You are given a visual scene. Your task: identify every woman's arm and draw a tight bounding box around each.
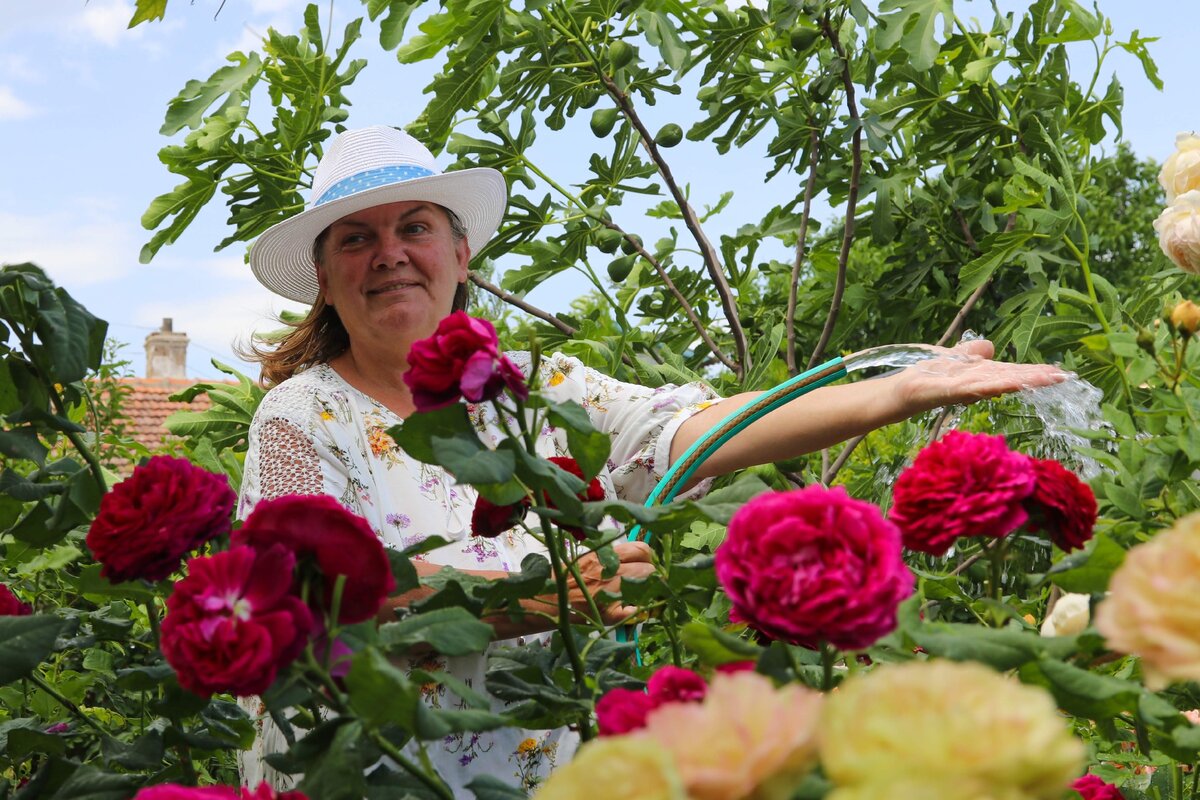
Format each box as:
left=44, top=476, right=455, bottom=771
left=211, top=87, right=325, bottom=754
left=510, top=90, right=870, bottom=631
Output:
left=377, top=541, right=655, bottom=638
left=672, top=339, right=1068, bottom=481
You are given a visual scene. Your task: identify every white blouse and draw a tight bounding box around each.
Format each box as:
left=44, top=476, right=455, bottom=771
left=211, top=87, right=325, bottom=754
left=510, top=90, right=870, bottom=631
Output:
left=236, top=352, right=719, bottom=795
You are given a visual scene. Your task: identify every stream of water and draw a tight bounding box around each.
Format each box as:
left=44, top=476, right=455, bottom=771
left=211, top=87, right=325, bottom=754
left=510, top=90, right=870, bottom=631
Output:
left=842, top=337, right=1108, bottom=479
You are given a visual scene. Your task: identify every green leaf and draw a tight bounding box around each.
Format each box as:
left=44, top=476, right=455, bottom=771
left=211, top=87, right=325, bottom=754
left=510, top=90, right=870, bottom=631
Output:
left=956, top=232, right=1033, bottom=302
left=388, top=403, right=480, bottom=464
left=467, top=775, right=528, bottom=800
left=876, top=0, right=954, bottom=72
left=679, top=622, right=763, bottom=666
left=127, top=0, right=167, bottom=28
left=1047, top=533, right=1126, bottom=593
left=48, top=765, right=140, bottom=800
left=546, top=402, right=610, bottom=481
left=379, top=607, right=494, bottom=656
left=433, top=434, right=516, bottom=485
left=0, top=615, right=65, bottom=686
left=344, top=649, right=421, bottom=730
left=1036, top=0, right=1101, bottom=44
left=1019, top=657, right=1140, bottom=720
left=159, top=53, right=263, bottom=136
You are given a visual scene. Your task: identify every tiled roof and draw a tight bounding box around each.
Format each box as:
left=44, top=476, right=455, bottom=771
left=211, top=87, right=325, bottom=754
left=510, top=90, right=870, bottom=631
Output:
left=119, top=377, right=214, bottom=453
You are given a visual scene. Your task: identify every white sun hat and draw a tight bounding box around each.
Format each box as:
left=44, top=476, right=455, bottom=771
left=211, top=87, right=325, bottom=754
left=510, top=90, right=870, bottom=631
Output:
left=249, top=125, right=507, bottom=304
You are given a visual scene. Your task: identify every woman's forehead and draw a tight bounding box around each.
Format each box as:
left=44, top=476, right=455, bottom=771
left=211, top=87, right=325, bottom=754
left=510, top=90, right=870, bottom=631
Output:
left=331, top=200, right=441, bottom=228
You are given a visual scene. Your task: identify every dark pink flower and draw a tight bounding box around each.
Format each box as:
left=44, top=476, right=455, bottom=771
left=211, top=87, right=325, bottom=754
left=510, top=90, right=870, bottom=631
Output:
left=1072, top=774, right=1124, bottom=800
left=546, top=457, right=606, bottom=541
left=0, top=584, right=31, bottom=616
left=1026, top=459, right=1097, bottom=552
left=44, top=722, right=70, bottom=734
left=161, top=545, right=313, bottom=698
left=234, top=495, right=395, bottom=624
left=134, top=784, right=308, bottom=800
left=403, top=312, right=528, bottom=411
left=714, top=660, right=757, bottom=675
left=595, top=687, right=657, bottom=736
left=716, top=486, right=914, bottom=650
left=87, top=455, right=235, bottom=582
left=646, top=666, right=707, bottom=705
left=889, top=431, right=1036, bottom=555
left=471, top=494, right=530, bottom=538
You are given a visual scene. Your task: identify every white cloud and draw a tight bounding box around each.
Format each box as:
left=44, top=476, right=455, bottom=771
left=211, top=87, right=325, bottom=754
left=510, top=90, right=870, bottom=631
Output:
left=0, top=86, right=37, bottom=120
left=72, top=0, right=142, bottom=48
left=0, top=209, right=136, bottom=286
left=0, top=54, right=38, bottom=82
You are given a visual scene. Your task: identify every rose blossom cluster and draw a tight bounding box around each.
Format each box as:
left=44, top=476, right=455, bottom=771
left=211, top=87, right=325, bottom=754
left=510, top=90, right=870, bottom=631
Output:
left=541, top=668, right=823, bottom=800
left=403, top=311, right=528, bottom=412
left=86, top=456, right=236, bottom=583
left=714, top=485, right=914, bottom=650
left=161, top=495, right=394, bottom=697
left=471, top=456, right=605, bottom=540
left=1155, top=133, right=1200, bottom=273
left=889, top=431, right=1097, bottom=556
left=1095, top=510, right=1200, bottom=689
left=595, top=665, right=708, bottom=736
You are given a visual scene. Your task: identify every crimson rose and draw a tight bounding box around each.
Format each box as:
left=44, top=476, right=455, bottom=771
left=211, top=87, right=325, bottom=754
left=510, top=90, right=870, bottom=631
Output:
left=889, top=431, right=1036, bottom=555
left=715, top=486, right=914, bottom=650
left=234, top=495, right=395, bottom=624
left=86, top=455, right=235, bottom=582
left=596, top=665, right=707, bottom=736
left=547, top=456, right=606, bottom=541
left=471, top=494, right=530, bottom=538
left=1072, top=774, right=1124, bottom=800
left=1025, top=458, right=1097, bottom=552
left=403, top=312, right=528, bottom=411
left=134, top=784, right=308, bottom=800
left=0, top=584, right=30, bottom=616
left=161, top=545, right=313, bottom=698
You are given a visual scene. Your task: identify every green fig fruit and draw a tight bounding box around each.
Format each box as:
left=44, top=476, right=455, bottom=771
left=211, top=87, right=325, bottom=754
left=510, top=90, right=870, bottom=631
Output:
left=590, top=108, right=619, bottom=138
left=608, top=254, right=636, bottom=282
left=789, top=27, right=820, bottom=53
left=609, top=41, right=635, bottom=70
left=596, top=227, right=623, bottom=254
left=654, top=123, right=684, bottom=148
left=620, top=233, right=643, bottom=256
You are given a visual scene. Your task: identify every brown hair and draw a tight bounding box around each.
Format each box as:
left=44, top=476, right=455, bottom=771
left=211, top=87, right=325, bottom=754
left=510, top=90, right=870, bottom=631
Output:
left=242, top=207, right=471, bottom=387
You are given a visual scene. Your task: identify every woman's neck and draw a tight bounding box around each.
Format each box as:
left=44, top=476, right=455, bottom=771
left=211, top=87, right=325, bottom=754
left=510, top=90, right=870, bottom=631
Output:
left=328, top=342, right=416, bottom=418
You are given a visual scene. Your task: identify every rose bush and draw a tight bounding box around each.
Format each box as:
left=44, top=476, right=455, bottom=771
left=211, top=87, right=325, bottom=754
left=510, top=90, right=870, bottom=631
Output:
left=403, top=311, right=528, bottom=411
left=889, top=431, right=1036, bottom=555
left=234, top=494, right=394, bottom=624
left=86, top=455, right=235, bottom=582
left=715, top=485, right=913, bottom=649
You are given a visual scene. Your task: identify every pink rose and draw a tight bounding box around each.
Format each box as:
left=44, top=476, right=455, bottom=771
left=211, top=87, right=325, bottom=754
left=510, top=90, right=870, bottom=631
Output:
left=1073, top=774, right=1125, bottom=800
left=0, top=584, right=31, bottom=616
left=596, top=666, right=708, bottom=736
left=161, top=545, right=313, bottom=698
left=87, top=456, right=235, bottom=582
left=234, top=495, right=395, bottom=624
left=715, top=486, right=914, bottom=650
left=403, top=312, right=528, bottom=411
left=1025, top=458, right=1097, bottom=552
left=134, top=784, right=308, bottom=800
left=889, top=431, right=1036, bottom=555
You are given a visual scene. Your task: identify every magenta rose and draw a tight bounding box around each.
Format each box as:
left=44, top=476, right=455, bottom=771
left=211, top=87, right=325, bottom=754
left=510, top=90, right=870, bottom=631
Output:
left=596, top=665, right=708, bottom=736
left=889, top=431, right=1036, bottom=556
left=1025, top=458, right=1097, bottom=552
left=135, top=784, right=308, bottom=800
left=1072, top=774, right=1124, bottom=800
left=234, top=495, right=395, bottom=624
left=546, top=457, right=606, bottom=541
left=161, top=545, right=313, bottom=698
left=0, top=584, right=31, bottom=616
left=715, top=486, right=914, bottom=650
left=403, top=312, right=528, bottom=411
left=87, top=455, right=235, bottom=582
left=471, top=494, right=531, bottom=538
left=646, top=665, right=707, bottom=705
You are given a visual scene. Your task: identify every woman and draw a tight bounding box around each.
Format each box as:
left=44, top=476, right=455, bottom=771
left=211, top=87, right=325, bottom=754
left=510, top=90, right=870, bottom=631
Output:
left=237, top=126, right=1064, bottom=792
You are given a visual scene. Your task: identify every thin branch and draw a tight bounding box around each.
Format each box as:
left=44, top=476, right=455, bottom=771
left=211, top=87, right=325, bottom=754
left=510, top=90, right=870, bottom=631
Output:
left=787, top=126, right=822, bottom=376
left=822, top=433, right=866, bottom=485
left=936, top=213, right=1015, bottom=346
left=469, top=273, right=576, bottom=336
left=597, top=71, right=750, bottom=379
left=807, top=16, right=864, bottom=370
left=603, top=221, right=739, bottom=372
left=954, top=209, right=981, bottom=254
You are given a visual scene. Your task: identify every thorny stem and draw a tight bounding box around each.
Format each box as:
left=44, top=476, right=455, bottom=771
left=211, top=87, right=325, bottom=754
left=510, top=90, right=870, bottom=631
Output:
left=807, top=15, right=863, bottom=370
left=787, top=125, right=822, bottom=376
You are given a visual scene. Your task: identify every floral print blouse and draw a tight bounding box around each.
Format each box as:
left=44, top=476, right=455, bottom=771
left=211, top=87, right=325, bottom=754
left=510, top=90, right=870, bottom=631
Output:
left=236, top=352, right=719, bottom=795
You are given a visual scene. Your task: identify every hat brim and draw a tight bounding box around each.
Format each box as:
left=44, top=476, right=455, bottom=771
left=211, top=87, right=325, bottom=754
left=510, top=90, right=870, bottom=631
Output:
left=249, top=167, right=507, bottom=304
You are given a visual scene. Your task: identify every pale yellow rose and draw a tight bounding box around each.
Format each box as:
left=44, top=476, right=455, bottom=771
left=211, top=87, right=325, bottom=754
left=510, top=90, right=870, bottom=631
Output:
left=1040, top=592, right=1091, bottom=637
left=639, top=671, right=822, bottom=800
left=820, top=661, right=1084, bottom=800
left=1160, top=132, right=1200, bottom=203
left=533, top=736, right=686, bottom=800
left=1094, top=512, right=1200, bottom=689
left=1153, top=191, right=1200, bottom=274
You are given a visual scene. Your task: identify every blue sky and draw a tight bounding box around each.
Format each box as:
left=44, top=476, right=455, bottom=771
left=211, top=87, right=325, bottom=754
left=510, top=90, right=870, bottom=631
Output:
left=0, top=1, right=1195, bottom=380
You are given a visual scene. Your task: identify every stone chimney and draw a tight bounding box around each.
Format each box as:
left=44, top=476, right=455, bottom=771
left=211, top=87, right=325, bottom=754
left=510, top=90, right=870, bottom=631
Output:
left=144, top=318, right=189, bottom=379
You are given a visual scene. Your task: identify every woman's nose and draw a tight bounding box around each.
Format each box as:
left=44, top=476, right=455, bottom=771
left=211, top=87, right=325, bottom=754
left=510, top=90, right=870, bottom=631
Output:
left=372, top=231, right=409, bottom=269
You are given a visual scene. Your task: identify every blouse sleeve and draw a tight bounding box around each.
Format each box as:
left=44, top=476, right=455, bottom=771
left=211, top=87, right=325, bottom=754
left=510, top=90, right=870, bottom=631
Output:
left=534, top=352, right=723, bottom=503
left=238, top=379, right=353, bottom=519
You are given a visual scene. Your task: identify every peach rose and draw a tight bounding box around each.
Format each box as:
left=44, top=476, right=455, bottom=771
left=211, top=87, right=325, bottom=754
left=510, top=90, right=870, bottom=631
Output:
left=1171, top=299, right=1200, bottom=335
left=820, top=661, right=1084, bottom=800
left=1040, top=592, right=1091, bottom=638
left=639, top=671, right=822, bottom=800
left=1160, top=132, right=1200, bottom=203
left=1094, top=512, right=1200, bottom=689
left=533, top=736, right=686, bottom=800
left=1153, top=191, right=1200, bottom=274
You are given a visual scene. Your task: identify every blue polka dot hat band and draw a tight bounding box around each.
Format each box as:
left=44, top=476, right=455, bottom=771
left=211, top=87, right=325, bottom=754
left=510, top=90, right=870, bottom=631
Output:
left=313, top=165, right=438, bottom=207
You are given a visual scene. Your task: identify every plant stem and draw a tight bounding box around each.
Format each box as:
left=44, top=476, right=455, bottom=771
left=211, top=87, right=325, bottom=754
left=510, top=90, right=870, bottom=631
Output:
left=820, top=642, right=836, bottom=692
left=27, top=673, right=109, bottom=736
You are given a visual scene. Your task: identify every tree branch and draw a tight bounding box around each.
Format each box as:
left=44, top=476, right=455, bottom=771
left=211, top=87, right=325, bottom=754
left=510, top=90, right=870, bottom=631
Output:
left=469, top=272, right=576, bottom=336
left=807, top=16, right=863, bottom=370
left=822, top=433, right=866, bottom=485
left=787, top=126, right=822, bottom=376
left=598, top=72, right=750, bottom=379
left=936, top=213, right=1015, bottom=347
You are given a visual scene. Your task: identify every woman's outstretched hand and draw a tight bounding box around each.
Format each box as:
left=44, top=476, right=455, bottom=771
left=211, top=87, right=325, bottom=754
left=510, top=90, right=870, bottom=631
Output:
left=887, top=339, right=1069, bottom=419
left=565, top=540, right=655, bottom=626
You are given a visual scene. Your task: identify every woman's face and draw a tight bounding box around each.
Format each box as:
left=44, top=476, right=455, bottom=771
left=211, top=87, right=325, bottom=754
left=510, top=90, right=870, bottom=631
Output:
left=315, top=200, right=469, bottom=348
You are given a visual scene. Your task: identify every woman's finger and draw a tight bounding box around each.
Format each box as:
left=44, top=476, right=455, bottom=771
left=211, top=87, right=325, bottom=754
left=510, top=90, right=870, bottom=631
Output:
left=613, top=540, right=653, bottom=563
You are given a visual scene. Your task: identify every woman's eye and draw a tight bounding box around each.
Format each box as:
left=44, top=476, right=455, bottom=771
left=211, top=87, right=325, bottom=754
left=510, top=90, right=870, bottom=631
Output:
left=405, top=222, right=430, bottom=235
left=340, top=233, right=367, bottom=246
